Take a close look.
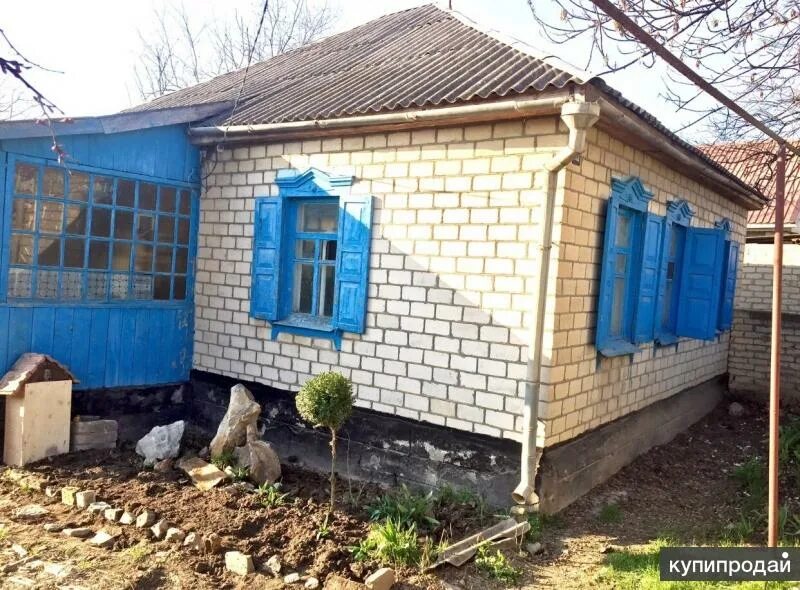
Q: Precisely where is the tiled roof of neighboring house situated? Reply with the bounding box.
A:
[0,353,78,397]
[701,142,800,227]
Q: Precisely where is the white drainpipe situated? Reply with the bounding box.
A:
[512,101,601,506]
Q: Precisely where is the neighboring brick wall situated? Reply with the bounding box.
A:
[540,127,748,446]
[194,119,567,442]
[729,243,800,400]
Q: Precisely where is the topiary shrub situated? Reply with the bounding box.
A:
[296,371,354,509]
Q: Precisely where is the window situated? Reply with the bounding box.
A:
[655,199,693,344]
[251,168,372,348]
[6,160,194,302]
[716,218,739,331]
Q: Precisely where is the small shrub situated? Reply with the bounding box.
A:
[256,482,290,507]
[230,465,250,482]
[211,449,236,470]
[434,485,487,519]
[475,543,522,584]
[369,485,439,529]
[316,513,332,540]
[352,520,421,567]
[526,512,561,543]
[598,503,623,524]
[733,456,767,510]
[296,372,354,510]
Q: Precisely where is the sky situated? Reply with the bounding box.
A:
[2,0,696,136]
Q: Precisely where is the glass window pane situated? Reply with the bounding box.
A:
[615,253,627,274]
[175,248,188,274]
[662,280,674,328]
[158,215,175,243]
[93,176,113,204]
[43,168,65,197]
[137,213,154,241]
[178,190,191,215]
[39,202,64,234]
[12,199,36,231]
[69,172,90,201]
[65,204,87,235]
[299,203,338,233]
[112,242,131,271]
[117,179,135,207]
[89,241,110,270]
[8,268,32,298]
[114,210,133,239]
[159,187,176,212]
[154,275,171,300]
[173,275,186,300]
[293,263,314,313]
[87,272,107,300]
[615,212,631,248]
[177,218,190,245]
[64,239,85,268]
[610,277,626,337]
[134,275,153,300]
[140,183,156,210]
[296,239,315,259]
[155,246,173,273]
[322,240,337,261]
[10,234,33,265]
[110,273,129,299]
[91,208,112,237]
[135,244,153,272]
[62,271,82,300]
[37,270,59,299]
[14,163,38,195]
[320,265,335,317]
[38,237,61,266]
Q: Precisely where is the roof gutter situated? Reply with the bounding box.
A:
[188,93,574,145]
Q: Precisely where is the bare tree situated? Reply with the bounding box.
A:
[134,0,337,100]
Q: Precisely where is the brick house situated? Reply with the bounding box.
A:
[0,5,764,510]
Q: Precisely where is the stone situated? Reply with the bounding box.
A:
[305,578,320,589]
[75,490,97,509]
[284,573,301,584]
[44,486,57,498]
[135,510,157,528]
[70,419,118,452]
[63,527,93,538]
[104,508,124,522]
[42,523,64,533]
[14,504,48,520]
[165,527,185,543]
[729,401,746,417]
[178,457,228,491]
[61,486,79,506]
[203,533,223,554]
[209,384,261,458]
[225,551,255,576]
[42,562,71,578]
[525,542,543,556]
[265,554,282,575]
[183,532,201,551]
[119,511,135,525]
[87,501,111,515]
[324,575,368,590]
[150,519,171,539]
[12,544,28,558]
[88,530,117,549]
[135,420,185,466]
[364,568,395,590]
[234,440,281,485]
[154,458,174,472]
[6,575,35,587]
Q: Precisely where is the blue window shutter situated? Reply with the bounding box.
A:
[333,195,373,333]
[595,199,620,352]
[633,213,663,343]
[718,240,740,330]
[675,227,725,340]
[251,197,283,321]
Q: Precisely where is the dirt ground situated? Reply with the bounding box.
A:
[0,399,768,589]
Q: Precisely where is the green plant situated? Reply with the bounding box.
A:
[211,449,236,470]
[296,371,354,510]
[723,512,758,543]
[369,485,439,529]
[122,542,151,564]
[434,485,487,520]
[526,512,561,543]
[475,543,522,584]
[352,520,421,567]
[732,457,767,510]
[230,465,250,482]
[316,513,332,540]
[780,420,800,467]
[256,482,290,507]
[598,502,623,524]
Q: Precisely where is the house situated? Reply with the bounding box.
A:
[703,142,800,403]
[0,5,764,511]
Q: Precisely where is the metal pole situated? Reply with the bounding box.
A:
[768,142,786,547]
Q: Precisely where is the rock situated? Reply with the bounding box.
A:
[12,544,28,558]
[42,523,64,533]
[119,511,135,525]
[729,401,746,417]
[225,551,255,576]
[178,457,228,491]
[6,575,35,587]
[88,530,117,549]
[42,562,71,578]
[364,568,395,590]
[104,508,124,522]
[203,533,223,554]
[63,527,93,538]
[284,573,301,584]
[305,578,320,589]
[324,575,368,590]
[209,384,261,458]
[198,446,210,460]
[183,532,201,551]
[265,554,282,575]
[154,458,174,472]
[135,420,185,466]
[165,527,185,543]
[87,502,111,515]
[44,486,57,498]
[151,519,171,540]
[234,440,281,485]
[75,490,96,509]
[61,487,79,506]
[14,504,48,520]
[135,510,157,528]
[525,542,543,555]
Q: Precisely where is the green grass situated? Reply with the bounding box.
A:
[368,485,439,529]
[211,450,236,470]
[122,542,152,564]
[475,543,522,584]
[598,502,623,524]
[352,519,422,567]
[256,482,290,507]
[526,512,562,543]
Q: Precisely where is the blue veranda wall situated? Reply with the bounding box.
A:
[0,124,201,389]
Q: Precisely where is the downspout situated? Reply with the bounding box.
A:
[512,101,601,506]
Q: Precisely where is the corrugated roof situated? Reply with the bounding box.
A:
[701,142,799,226]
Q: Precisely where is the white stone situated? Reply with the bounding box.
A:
[225,551,254,576]
[135,421,185,466]
[209,384,261,458]
[233,440,281,485]
[74,491,96,509]
[365,567,395,590]
[283,573,301,584]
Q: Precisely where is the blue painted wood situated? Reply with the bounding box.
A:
[633,212,663,344]
[675,227,726,340]
[334,194,373,333]
[252,198,283,321]
[655,200,694,344]
[718,240,740,331]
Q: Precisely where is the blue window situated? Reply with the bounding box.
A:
[251,168,373,349]
[3,158,195,303]
[716,218,739,331]
[655,199,693,344]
